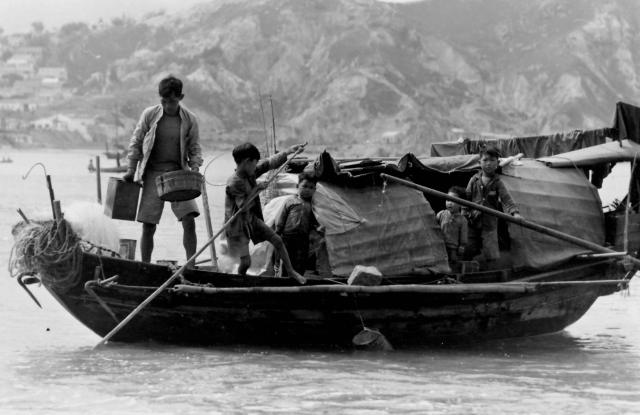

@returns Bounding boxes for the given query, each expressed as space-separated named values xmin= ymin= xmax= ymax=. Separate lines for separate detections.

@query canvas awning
xmin=314 ymin=182 xmax=450 ymax=276
xmin=537 ymin=139 xmax=640 ymax=167
xmin=500 ymin=160 xmax=605 ymax=270
xmin=430 ymin=128 xmax=610 ymax=158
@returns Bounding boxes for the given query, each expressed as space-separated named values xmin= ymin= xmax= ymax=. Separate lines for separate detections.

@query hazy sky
xmin=0 ymin=0 xmax=422 ymax=34
xmin=0 ymin=0 xmax=206 ymax=34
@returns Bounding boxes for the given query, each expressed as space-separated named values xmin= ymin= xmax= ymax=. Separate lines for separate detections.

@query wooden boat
xmin=24 ymin=250 xmax=626 ymax=347
xmin=88 ymin=155 xmax=128 ymax=173
xmin=104 ymin=141 xmax=126 ymax=160
xmin=11 ymin=102 xmax=640 ymax=348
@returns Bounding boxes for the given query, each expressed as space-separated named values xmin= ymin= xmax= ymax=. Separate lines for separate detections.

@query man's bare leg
xmin=141 ymin=223 xmax=157 ymax=263
xmin=182 ymin=213 xmax=197 ymax=260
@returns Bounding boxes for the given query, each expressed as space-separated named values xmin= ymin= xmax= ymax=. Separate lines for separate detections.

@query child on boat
xmin=275 ymin=172 xmax=319 ymax=275
xmin=436 ymin=186 xmax=468 ymax=263
xmin=465 ymin=146 xmax=522 ymax=267
xmin=224 ymin=142 xmax=307 ymax=284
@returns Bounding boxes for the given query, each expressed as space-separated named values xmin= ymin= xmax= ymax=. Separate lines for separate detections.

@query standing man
xmin=123 ymin=75 xmax=203 ymax=263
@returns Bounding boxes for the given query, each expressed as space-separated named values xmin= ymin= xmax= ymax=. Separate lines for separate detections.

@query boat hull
xmin=43 ymin=253 xmax=626 ymax=348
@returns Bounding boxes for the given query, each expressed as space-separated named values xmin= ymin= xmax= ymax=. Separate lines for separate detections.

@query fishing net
xmin=9 ymin=219 xmax=85 ymax=292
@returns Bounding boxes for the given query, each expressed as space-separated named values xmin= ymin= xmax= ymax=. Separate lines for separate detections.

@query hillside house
xmin=37 ymin=67 xmax=68 ymax=85
xmin=15 ymin=47 xmax=44 ymax=60
xmin=10 ymin=79 xmax=40 ymax=97
xmin=0 ymin=100 xmax=37 ymax=112
xmin=31 ymin=114 xmax=92 ymax=141
xmin=2 ymin=54 xmax=36 ymax=78
xmin=381 ymin=130 xmax=403 ymax=144
xmin=5 ymin=34 xmax=26 ymax=48
xmin=0 ymin=117 xmax=28 ymax=130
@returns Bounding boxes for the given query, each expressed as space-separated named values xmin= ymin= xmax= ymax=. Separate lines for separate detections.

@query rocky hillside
xmin=45 ymin=0 xmax=640 ymax=155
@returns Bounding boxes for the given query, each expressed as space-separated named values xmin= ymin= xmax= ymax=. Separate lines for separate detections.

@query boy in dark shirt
xmin=224 ymin=142 xmax=306 ymax=284
xmin=275 ymin=172 xmax=319 ymax=274
xmin=466 ymin=146 xmax=522 ymax=266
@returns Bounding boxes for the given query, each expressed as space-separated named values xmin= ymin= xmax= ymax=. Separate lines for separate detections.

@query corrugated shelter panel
xmin=501 ymin=160 xmax=605 ymax=270
xmin=316 ymin=183 xmax=450 ymax=276
xmin=537 ymin=139 xmax=640 ymax=167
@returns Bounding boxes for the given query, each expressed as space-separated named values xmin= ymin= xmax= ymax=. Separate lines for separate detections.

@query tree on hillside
xmin=31 ymin=22 xmax=44 ymax=34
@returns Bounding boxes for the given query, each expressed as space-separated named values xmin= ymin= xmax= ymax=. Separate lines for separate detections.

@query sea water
xmin=0 ymin=149 xmax=639 ymax=414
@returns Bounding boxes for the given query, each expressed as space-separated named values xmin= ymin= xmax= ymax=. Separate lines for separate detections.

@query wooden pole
xmin=173 ymin=279 xmax=629 ymax=295
xmin=624 ymin=154 xmax=638 ymax=254
xmin=46 ymin=174 xmax=55 ymax=218
xmin=95 ymin=155 xmax=102 ymax=204
xmin=94 ymin=146 xmax=306 ymax=348
xmin=200 ymin=180 xmax=218 ymax=271
xmin=53 ymin=200 xmax=62 ymax=222
xmin=17 ymin=208 xmax=29 ymax=223
xmin=380 ymin=173 xmax=640 ymax=268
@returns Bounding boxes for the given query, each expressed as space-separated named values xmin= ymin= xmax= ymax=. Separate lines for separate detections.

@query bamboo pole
xmin=173 ymin=279 xmax=628 ymax=295
xmin=17 ymin=208 xmax=29 ymax=223
xmin=94 ymin=145 xmax=306 ymax=348
xmin=380 ymin=173 xmax=640 ymax=268
xmin=624 ymin=154 xmax=638 ymax=254
xmin=95 ymin=155 xmax=102 ymax=205
xmin=46 ymin=174 xmax=56 ymax=217
xmin=200 ymin=181 xmax=218 ymax=271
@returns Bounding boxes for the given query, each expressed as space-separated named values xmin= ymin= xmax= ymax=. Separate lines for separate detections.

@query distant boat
xmin=103 ymin=166 xmax=128 ymax=173
xmin=88 ymin=157 xmax=128 ymax=173
xmin=1 ymin=156 xmax=13 ymax=163
xmin=104 ymin=142 xmax=126 ymax=160
xmin=104 ymin=151 xmax=124 ymax=160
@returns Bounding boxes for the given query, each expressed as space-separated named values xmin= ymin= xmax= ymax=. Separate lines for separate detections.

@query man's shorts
xmin=136 ymin=169 xmax=200 ymax=224
xmin=226 ymin=218 xmax=277 ymax=258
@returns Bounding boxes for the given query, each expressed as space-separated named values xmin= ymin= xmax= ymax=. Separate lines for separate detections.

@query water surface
xmin=1 ymin=150 xmax=638 ymax=414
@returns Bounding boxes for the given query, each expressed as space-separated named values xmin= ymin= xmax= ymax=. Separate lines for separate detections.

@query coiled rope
xmin=9 ymin=219 xmax=85 ymax=292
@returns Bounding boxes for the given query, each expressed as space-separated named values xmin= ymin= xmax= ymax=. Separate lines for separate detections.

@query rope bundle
xmin=9 ymin=219 xmax=83 ymax=292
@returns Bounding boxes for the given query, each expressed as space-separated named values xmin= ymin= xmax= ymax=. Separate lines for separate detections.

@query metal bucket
xmin=118 ymin=239 xmax=137 ymax=260
xmin=155 ymin=170 xmax=203 ymax=202
xmin=352 ymin=327 xmax=393 ymax=351
xmin=104 ymin=178 xmax=141 ymax=221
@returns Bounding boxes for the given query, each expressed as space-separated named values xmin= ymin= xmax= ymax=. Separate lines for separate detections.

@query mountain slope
xmin=52 ymin=0 xmax=640 ymax=154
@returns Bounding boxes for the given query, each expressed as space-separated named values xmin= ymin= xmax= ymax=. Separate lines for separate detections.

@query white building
xmin=31 ymin=114 xmax=92 ymax=141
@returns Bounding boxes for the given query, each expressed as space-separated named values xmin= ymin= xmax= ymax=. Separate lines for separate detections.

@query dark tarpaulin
xmin=430 ymin=129 xmax=611 ymax=158
xmin=395 ymin=153 xmax=480 ymax=214
xmin=398 ymin=153 xmax=480 ymax=174
xmin=612 ymin=101 xmax=640 ymax=143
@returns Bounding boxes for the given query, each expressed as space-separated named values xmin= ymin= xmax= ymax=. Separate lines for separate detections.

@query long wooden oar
xmin=380 ymin=173 xmax=640 ymax=268
xmin=174 ymin=279 xmax=628 ymax=295
xmin=94 ymin=145 xmax=306 ymax=348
